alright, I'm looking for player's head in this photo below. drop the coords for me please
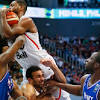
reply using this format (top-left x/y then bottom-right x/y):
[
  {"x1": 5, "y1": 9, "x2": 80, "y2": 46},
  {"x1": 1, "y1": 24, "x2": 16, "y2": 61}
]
[
  {"x1": 26, "y1": 66, "x2": 45, "y2": 87},
  {"x1": 85, "y1": 52, "x2": 100, "y2": 73},
  {"x1": 9, "y1": 0, "x2": 27, "y2": 15}
]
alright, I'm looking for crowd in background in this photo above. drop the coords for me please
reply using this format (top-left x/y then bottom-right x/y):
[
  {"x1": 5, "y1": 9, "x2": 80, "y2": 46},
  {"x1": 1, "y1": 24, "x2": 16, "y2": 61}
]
[
  {"x1": 40, "y1": 34, "x2": 100, "y2": 84},
  {"x1": 8, "y1": 34, "x2": 100, "y2": 86}
]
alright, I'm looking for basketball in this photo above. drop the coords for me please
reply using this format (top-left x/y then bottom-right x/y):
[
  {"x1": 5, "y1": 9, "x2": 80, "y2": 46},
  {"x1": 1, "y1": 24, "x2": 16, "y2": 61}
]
[{"x1": 6, "y1": 12, "x2": 19, "y2": 25}]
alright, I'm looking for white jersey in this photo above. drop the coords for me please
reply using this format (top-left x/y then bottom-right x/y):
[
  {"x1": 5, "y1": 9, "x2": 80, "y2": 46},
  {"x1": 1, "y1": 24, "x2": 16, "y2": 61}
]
[
  {"x1": 35, "y1": 87, "x2": 71, "y2": 100},
  {"x1": 8, "y1": 32, "x2": 71, "y2": 100},
  {"x1": 53, "y1": 88, "x2": 71, "y2": 100},
  {"x1": 9, "y1": 32, "x2": 54, "y2": 79}
]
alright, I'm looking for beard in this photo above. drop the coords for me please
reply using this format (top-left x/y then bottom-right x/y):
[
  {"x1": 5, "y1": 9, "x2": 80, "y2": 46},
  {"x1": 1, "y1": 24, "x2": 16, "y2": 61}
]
[
  {"x1": 85, "y1": 67, "x2": 94, "y2": 74},
  {"x1": 34, "y1": 83, "x2": 44, "y2": 88}
]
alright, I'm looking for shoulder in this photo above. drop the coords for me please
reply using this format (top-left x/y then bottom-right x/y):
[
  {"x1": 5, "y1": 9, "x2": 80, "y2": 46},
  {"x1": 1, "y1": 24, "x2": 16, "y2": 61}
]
[
  {"x1": 19, "y1": 17, "x2": 35, "y2": 28},
  {"x1": 22, "y1": 83, "x2": 34, "y2": 87},
  {"x1": 80, "y1": 74, "x2": 90, "y2": 83},
  {"x1": 21, "y1": 83, "x2": 34, "y2": 90},
  {"x1": 21, "y1": 83, "x2": 36, "y2": 95},
  {"x1": 20, "y1": 17, "x2": 33, "y2": 23},
  {"x1": 21, "y1": 83, "x2": 36, "y2": 100},
  {"x1": 80, "y1": 74, "x2": 90, "y2": 88},
  {"x1": 18, "y1": 16, "x2": 33, "y2": 26}
]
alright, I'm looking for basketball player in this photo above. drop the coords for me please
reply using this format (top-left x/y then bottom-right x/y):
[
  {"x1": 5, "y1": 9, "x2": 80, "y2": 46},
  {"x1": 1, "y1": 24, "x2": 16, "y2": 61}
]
[
  {"x1": 1, "y1": 0, "x2": 71, "y2": 99},
  {"x1": 21, "y1": 62, "x2": 69, "y2": 100},
  {"x1": 45, "y1": 52, "x2": 100, "y2": 100},
  {"x1": 0, "y1": 35, "x2": 26, "y2": 100},
  {"x1": 22, "y1": 58, "x2": 68, "y2": 100},
  {"x1": 1, "y1": 0, "x2": 59, "y2": 81}
]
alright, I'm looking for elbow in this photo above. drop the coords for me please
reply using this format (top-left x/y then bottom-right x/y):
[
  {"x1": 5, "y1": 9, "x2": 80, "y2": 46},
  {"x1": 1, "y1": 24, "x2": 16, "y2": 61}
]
[
  {"x1": 62, "y1": 76, "x2": 66, "y2": 83},
  {"x1": 0, "y1": 53, "x2": 11, "y2": 65},
  {"x1": 4, "y1": 32, "x2": 13, "y2": 38},
  {"x1": 63, "y1": 78, "x2": 66, "y2": 83},
  {"x1": 4, "y1": 33, "x2": 11, "y2": 38},
  {"x1": 60, "y1": 77, "x2": 66, "y2": 83},
  {"x1": 58, "y1": 75, "x2": 66, "y2": 83}
]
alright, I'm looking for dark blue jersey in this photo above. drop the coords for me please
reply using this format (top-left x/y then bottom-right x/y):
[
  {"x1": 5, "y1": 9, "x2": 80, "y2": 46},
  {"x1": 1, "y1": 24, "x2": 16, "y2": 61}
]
[
  {"x1": 0, "y1": 71, "x2": 13, "y2": 100},
  {"x1": 83, "y1": 74, "x2": 100, "y2": 100}
]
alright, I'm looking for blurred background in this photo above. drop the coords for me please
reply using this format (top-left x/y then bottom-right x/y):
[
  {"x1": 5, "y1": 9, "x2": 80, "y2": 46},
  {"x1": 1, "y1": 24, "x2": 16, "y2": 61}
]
[{"x1": 0, "y1": 0, "x2": 100, "y2": 100}]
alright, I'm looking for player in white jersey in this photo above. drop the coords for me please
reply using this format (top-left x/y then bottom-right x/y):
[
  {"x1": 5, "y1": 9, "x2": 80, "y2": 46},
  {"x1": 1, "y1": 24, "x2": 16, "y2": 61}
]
[
  {"x1": 1, "y1": 0, "x2": 71, "y2": 99},
  {"x1": 8, "y1": 31, "x2": 56, "y2": 80},
  {"x1": 1, "y1": 0, "x2": 61, "y2": 81}
]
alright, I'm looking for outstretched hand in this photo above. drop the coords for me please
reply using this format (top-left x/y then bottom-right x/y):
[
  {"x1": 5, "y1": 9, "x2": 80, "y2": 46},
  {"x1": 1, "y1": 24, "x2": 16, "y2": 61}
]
[{"x1": 40, "y1": 59, "x2": 55, "y2": 68}]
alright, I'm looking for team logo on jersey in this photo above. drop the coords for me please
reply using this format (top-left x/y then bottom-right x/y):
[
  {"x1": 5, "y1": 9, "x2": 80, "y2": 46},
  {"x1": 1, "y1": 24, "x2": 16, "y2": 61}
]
[
  {"x1": 93, "y1": 84, "x2": 100, "y2": 93},
  {"x1": 16, "y1": 44, "x2": 28, "y2": 59},
  {"x1": 16, "y1": 51, "x2": 28, "y2": 59}
]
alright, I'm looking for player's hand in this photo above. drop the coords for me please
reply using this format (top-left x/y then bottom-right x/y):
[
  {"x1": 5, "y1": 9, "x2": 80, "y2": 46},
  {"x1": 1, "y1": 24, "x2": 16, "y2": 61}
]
[
  {"x1": 1, "y1": 8, "x2": 8, "y2": 18},
  {"x1": 15, "y1": 35, "x2": 26, "y2": 43},
  {"x1": 45, "y1": 80, "x2": 58, "y2": 87},
  {"x1": 40, "y1": 59, "x2": 54, "y2": 68}
]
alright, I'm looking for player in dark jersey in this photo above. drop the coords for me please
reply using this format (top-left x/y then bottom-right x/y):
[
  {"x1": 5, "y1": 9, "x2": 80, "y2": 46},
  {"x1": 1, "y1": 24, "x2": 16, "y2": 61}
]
[
  {"x1": 44, "y1": 52, "x2": 100, "y2": 100},
  {"x1": 0, "y1": 35, "x2": 25, "y2": 100}
]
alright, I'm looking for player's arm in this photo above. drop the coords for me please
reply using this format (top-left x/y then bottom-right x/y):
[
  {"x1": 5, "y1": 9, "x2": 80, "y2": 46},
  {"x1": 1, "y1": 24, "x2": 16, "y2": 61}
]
[
  {"x1": 41, "y1": 59, "x2": 66, "y2": 83},
  {"x1": 0, "y1": 35, "x2": 25, "y2": 66},
  {"x1": 10, "y1": 80, "x2": 23, "y2": 99},
  {"x1": 11, "y1": 18, "x2": 38, "y2": 35},
  {"x1": 1, "y1": 9, "x2": 37, "y2": 37},
  {"x1": 46, "y1": 80, "x2": 82, "y2": 96},
  {"x1": 46, "y1": 75, "x2": 87, "y2": 96},
  {"x1": 1, "y1": 8, "x2": 13, "y2": 37}
]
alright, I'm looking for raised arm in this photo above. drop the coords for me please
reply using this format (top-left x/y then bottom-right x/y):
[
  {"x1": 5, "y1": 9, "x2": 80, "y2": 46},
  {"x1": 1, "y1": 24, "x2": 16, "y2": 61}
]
[
  {"x1": 1, "y1": 9, "x2": 37, "y2": 38},
  {"x1": 10, "y1": 80, "x2": 23, "y2": 99},
  {"x1": 0, "y1": 35, "x2": 25, "y2": 66},
  {"x1": 40, "y1": 59, "x2": 66, "y2": 83}
]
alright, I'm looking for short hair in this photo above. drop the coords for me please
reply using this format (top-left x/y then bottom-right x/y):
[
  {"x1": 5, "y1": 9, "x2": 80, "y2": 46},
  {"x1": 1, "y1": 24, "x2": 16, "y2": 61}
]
[
  {"x1": 26, "y1": 66, "x2": 41, "y2": 79},
  {"x1": 15, "y1": 0, "x2": 27, "y2": 13},
  {"x1": 95, "y1": 52, "x2": 100, "y2": 64}
]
